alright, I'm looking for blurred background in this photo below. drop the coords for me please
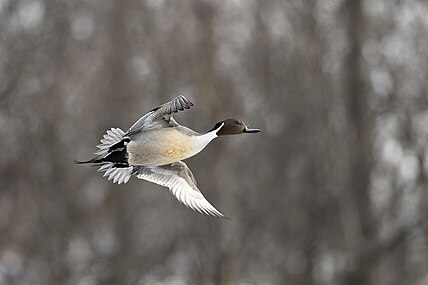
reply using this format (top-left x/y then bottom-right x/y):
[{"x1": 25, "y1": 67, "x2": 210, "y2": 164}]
[{"x1": 1, "y1": 0, "x2": 428, "y2": 284}]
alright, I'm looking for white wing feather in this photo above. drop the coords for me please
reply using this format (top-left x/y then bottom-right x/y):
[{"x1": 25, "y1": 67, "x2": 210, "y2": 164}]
[{"x1": 135, "y1": 163, "x2": 224, "y2": 217}]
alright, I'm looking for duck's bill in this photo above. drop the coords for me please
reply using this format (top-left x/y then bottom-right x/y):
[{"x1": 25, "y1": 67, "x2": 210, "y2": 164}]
[{"x1": 243, "y1": 126, "x2": 261, "y2": 133}]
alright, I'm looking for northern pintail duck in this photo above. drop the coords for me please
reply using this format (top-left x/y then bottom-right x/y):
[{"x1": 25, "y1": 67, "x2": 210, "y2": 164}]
[{"x1": 77, "y1": 96, "x2": 260, "y2": 217}]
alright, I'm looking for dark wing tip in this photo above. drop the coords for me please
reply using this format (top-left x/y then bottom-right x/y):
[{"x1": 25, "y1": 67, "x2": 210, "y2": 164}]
[
  {"x1": 152, "y1": 95, "x2": 194, "y2": 118},
  {"x1": 177, "y1": 95, "x2": 193, "y2": 108}
]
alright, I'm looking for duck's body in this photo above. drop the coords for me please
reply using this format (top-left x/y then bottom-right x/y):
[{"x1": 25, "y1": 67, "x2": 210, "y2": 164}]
[
  {"x1": 127, "y1": 126, "x2": 217, "y2": 166},
  {"x1": 77, "y1": 96, "x2": 260, "y2": 217}
]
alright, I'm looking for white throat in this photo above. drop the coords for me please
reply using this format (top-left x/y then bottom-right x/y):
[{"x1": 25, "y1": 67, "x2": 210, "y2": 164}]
[{"x1": 190, "y1": 122, "x2": 224, "y2": 155}]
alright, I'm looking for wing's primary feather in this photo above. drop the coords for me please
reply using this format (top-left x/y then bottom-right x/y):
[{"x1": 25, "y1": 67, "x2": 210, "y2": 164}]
[
  {"x1": 135, "y1": 161, "x2": 224, "y2": 217},
  {"x1": 126, "y1": 95, "x2": 193, "y2": 136}
]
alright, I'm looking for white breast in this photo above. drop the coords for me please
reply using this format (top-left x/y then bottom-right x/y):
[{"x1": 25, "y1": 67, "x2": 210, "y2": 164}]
[{"x1": 187, "y1": 130, "x2": 218, "y2": 157}]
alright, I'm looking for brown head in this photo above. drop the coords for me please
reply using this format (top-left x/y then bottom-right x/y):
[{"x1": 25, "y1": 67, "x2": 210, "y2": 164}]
[{"x1": 209, "y1": 118, "x2": 261, "y2": 136}]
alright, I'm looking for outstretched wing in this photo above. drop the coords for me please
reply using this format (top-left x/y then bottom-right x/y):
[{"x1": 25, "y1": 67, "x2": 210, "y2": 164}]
[
  {"x1": 135, "y1": 161, "x2": 224, "y2": 217},
  {"x1": 126, "y1": 95, "x2": 193, "y2": 136}
]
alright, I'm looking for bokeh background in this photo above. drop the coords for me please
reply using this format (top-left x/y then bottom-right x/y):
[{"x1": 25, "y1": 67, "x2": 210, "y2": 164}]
[{"x1": 1, "y1": 0, "x2": 428, "y2": 284}]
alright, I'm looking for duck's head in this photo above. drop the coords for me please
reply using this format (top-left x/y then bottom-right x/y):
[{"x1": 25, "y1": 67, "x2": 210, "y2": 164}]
[{"x1": 210, "y1": 118, "x2": 261, "y2": 136}]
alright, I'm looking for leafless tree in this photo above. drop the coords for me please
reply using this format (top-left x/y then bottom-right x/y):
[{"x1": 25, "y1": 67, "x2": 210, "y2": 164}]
[{"x1": 0, "y1": 0, "x2": 427, "y2": 284}]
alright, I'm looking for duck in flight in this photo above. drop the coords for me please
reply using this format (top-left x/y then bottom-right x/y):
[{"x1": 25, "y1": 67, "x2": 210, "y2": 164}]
[{"x1": 76, "y1": 96, "x2": 261, "y2": 217}]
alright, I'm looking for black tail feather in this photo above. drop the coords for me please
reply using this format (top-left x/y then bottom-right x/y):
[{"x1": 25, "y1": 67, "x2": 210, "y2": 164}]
[
  {"x1": 74, "y1": 157, "x2": 103, "y2": 164},
  {"x1": 75, "y1": 139, "x2": 129, "y2": 167}
]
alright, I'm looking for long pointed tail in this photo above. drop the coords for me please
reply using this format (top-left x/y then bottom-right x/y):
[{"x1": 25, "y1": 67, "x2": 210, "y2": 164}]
[
  {"x1": 74, "y1": 158, "x2": 102, "y2": 164},
  {"x1": 76, "y1": 128, "x2": 134, "y2": 184}
]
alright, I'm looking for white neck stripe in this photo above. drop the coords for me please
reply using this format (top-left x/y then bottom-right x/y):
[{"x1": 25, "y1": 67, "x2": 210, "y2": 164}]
[{"x1": 212, "y1": 122, "x2": 224, "y2": 137}]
